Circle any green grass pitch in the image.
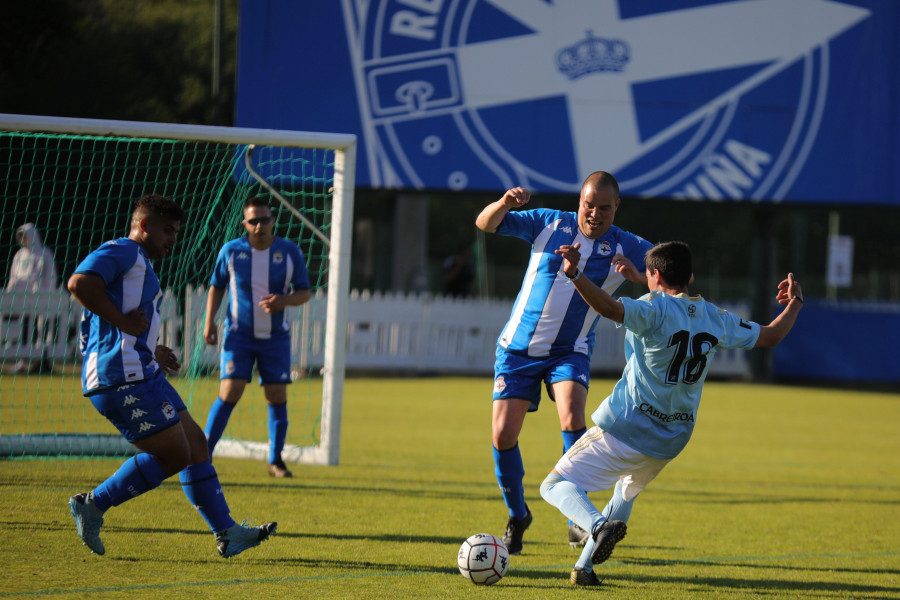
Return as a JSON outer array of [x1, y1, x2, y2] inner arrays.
[[2, 375, 899, 599]]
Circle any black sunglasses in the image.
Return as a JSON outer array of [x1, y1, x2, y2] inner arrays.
[[245, 216, 273, 226]]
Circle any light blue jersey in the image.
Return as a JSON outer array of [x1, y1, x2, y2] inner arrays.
[[210, 236, 309, 339], [74, 238, 163, 394], [497, 209, 652, 358], [592, 291, 761, 459]]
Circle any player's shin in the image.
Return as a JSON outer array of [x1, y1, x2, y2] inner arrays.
[[93, 454, 167, 510], [179, 461, 235, 532]]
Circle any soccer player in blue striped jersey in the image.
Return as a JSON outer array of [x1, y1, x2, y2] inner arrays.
[[540, 241, 803, 586], [67, 194, 276, 558], [475, 171, 653, 554], [203, 196, 311, 478]]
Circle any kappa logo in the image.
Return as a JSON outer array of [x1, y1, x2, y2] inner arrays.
[[237, 251, 249, 260], [349, 1, 871, 198], [578, 374, 588, 383], [130, 408, 149, 420], [122, 394, 140, 407], [138, 422, 154, 433]]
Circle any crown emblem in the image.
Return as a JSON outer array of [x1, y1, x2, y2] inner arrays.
[[556, 30, 630, 80]]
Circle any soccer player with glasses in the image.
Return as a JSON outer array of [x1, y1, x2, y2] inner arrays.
[[203, 196, 312, 478]]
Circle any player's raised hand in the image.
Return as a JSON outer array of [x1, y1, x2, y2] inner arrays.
[[502, 187, 530, 208], [610, 253, 647, 284], [555, 242, 582, 277], [776, 272, 804, 305]]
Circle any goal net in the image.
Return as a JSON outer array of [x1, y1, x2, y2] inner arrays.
[[0, 113, 355, 466]]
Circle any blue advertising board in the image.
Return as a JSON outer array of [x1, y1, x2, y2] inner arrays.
[[236, 0, 899, 204]]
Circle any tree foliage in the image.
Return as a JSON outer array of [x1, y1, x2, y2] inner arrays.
[[0, 0, 239, 125]]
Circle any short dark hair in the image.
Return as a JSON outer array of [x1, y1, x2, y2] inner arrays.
[[244, 196, 271, 210], [132, 193, 185, 223], [645, 241, 693, 288], [582, 171, 620, 199]]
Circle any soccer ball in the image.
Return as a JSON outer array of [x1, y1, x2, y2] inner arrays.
[[457, 533, 509, 585]]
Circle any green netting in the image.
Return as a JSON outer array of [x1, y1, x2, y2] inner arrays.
[[0, 129, 336, 459]]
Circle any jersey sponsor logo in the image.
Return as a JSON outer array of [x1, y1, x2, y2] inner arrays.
[[161, 401, 176, 420], [130, 408, 149, 420], [122, 394, 140, 407], [348, 1, 870, 198], [688, 304, 697, 317], [639, 402, 695, 423], [116, 384, 134, 392], [493, 376, 507, 394], [138, 421, 154, 433]]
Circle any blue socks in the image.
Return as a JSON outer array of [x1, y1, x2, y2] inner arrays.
[[205, 397, 235, 456], [493, 444, 528, 518], [179, 460, 235, 533], [268, 403, 288, 464], [92, 453, 168, 511]]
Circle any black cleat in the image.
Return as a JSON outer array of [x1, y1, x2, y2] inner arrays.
[[590, 519, 627, 564], [568, 523, 590, 549], [501, 505, 533, 555]]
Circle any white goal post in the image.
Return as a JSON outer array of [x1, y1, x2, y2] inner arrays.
[[0, 113, 356, 466]]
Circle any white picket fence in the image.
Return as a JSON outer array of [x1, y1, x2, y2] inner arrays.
[[0, 289, 750, 377]]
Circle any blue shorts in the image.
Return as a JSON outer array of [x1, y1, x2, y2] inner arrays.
[[88, 372, 185, 443], [220, 331, 292, 384], [492, 346, 591, 412]]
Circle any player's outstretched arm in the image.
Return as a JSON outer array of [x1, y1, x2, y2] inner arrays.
[[475, 187, 530, 233], [556, 243, 626, 324], [611, 253, 648, 285], [755, 273, 804, 348]]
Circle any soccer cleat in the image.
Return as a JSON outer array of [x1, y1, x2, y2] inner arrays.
[[69, 492, 105, 555], [267, 459, 293, 478], [568, 523, 590, 549], [216, 520, 277, 558], [590, 519, 627, 565], [570, 567, 604, 587], [501, 505, 533, 555]]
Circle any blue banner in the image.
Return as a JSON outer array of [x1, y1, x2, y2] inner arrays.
[[236, 0, 898, 204]]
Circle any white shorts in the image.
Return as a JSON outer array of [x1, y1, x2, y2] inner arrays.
[[554, 427, 671, 501]]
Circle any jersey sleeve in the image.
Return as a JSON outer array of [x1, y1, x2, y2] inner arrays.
[[209, 245, 230, 288], [621, 231, 653, 271], [289, 244, 310, 290], [715, 309, 760, 350], [496, 208, 551, 243], [73, 241, 133, 285]]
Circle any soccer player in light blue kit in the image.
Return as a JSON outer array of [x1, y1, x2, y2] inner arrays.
[[203, 196, 311, 478], [67, 194, 276, 558], [541, 241, 804, 586], [475, 171, 653, 554]]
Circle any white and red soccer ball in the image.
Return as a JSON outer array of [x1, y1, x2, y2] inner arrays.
[[457, 533, 509, 585]]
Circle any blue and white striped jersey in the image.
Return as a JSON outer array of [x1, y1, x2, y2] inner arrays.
[[210, 236, 310, 339], [496, 208, 652, 357], [592, 291, 761, 459], [74, 238, 164, 394]]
